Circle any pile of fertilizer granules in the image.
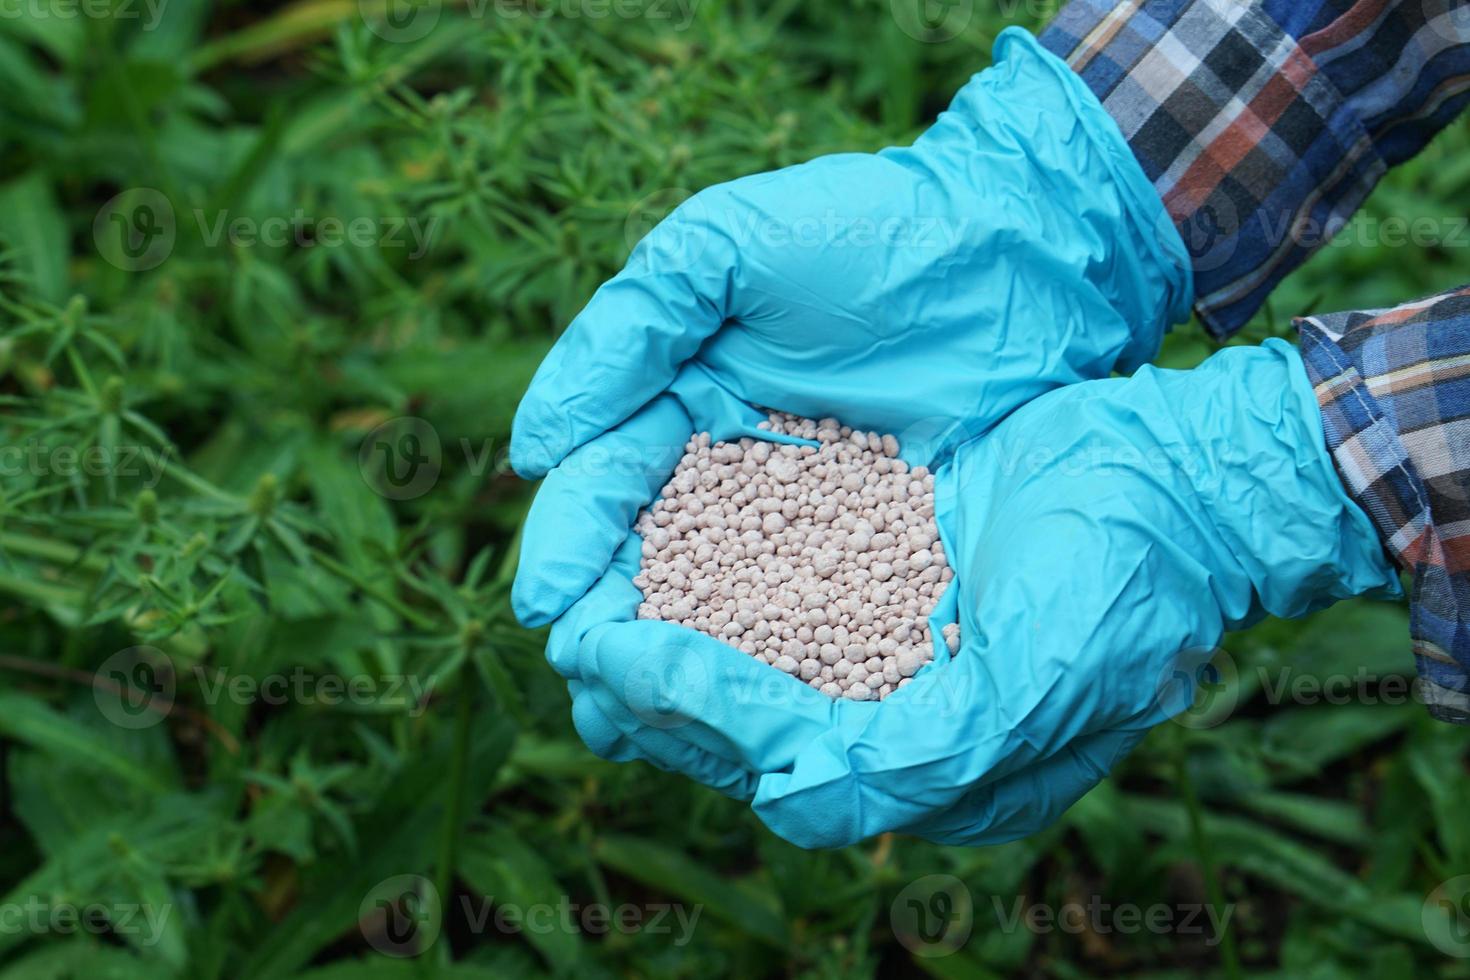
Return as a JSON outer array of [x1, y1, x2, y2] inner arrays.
[[632, 412, 959, 701]]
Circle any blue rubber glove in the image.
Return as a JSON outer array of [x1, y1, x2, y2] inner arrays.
[[556, 341, 1402, 847], [512, 28, 1192, 629]]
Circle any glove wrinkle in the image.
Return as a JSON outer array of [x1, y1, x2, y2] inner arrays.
[[513, 28, 1222, 850]]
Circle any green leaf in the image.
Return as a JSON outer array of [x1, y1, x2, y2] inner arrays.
[[0, 694, 172, 795], [1404, 722, 1470, 866], [240, 716, 515, 978], [1123, 796, 1430, 945], [459, 824, 586, 976], [1259, 703, 1416, 778], [1234, 790, 1369, 848], [289, 961, 521, 980], [593, 834, 788, 948], [0, 789, 229, 961], [0, 171, 67, 302], [0, 941, 160, 980]]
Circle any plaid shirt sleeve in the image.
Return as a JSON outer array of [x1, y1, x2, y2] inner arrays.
[[1297, 286, 1470, 724], [1041, 0, 1470, 339]]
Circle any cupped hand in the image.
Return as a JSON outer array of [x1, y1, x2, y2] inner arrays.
[[558, 342, 1400, 847], [513, 29, 1191, 629]]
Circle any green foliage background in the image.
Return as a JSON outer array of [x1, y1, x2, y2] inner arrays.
[[1, 0, 1469, 976]]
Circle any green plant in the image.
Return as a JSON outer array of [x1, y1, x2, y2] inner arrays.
[[1, 2, 1468, 977]]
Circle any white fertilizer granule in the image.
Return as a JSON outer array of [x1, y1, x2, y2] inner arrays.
[[632, 412, 960, 701]]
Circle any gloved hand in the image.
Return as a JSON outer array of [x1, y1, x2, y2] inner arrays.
[[553, 340, 1402, 847], [512, 28, 1193, 628]]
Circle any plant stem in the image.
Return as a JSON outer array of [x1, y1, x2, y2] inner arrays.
[[7, 516, 440, 637], [0, 530, 107, 572], [1176, 750, 1242, 980], [160, 463, 242, 504], [308, 548, 439, 631], [0, 654, 241, 754], [433, 661, 476, 938], [0, 572, 83, 608]]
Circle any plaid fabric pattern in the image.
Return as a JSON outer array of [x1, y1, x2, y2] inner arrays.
[[1298, 286, 1470, 724], [1042, 0, 1470, 340]]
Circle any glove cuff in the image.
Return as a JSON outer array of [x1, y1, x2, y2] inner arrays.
[[1160, 339, 1402, 621], [915, 28, 1195, 372]]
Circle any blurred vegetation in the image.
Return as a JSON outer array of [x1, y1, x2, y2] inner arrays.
[[1, 0, 1468, 976]]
